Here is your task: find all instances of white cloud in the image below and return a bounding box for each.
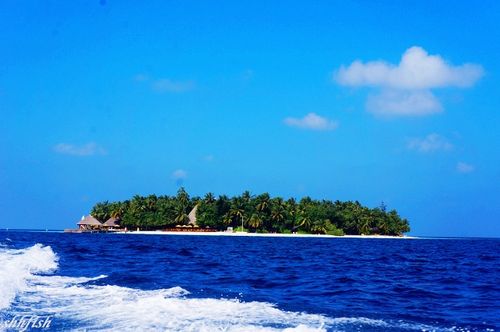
[456,162,475,173]
[335,46,484,90]
[407,133,453,153]
[367,90,442,116]
[172,169,188,186]
[152,79,195,93]
[133,73,149,82]
[203,154,215,162]
[284,113,338,131]
[134,73,195,93]
[334,46,484,116]
[172,169,188,180]
[53,142,106,156]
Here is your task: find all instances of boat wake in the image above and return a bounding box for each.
[0,243,58,311]
[0,244,474,331]
[0,244,329,331]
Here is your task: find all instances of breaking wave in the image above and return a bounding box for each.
[0,244,58,310]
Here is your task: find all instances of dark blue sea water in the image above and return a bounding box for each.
[0,231,499,331]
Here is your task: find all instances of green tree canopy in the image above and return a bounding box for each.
[90,190,410,235]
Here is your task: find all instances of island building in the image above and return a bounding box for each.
[77,215,102,231]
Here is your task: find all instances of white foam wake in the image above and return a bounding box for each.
[0,244,328,331]
[0,243,58,310]
[0,244,458,332]
[20,283,329,331]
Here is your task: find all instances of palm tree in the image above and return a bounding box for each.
[216,195,231,221]
[230,206,244,226]
[311,220,327,234]
[174,206,189,225]
[284,198,297,230]
[241,191,252,203]
[91,201,111,222]
[204,192,216,204]
[247,213,263,230]
[145,194,158,210]
[270,203,285,230]
[222,212,233,227]
[286,198,297,210]
[359,215,371,235]
[131,195,147,212]
[296,210,311,232]
[176,187,190,207]
[110,203,125,219]
[256,193,270,212]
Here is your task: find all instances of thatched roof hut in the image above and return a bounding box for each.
[103,217,120,228]
[188,204,198,227]
[77,215,102,229]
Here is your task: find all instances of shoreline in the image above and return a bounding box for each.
[115,230,417,239]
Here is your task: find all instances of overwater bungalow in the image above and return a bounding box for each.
[77,215,102,231]
[103,217,121,230]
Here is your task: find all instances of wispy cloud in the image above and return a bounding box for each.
[203,154,215,162]
[334,46,484,116]
[367,90,442,116]
[407,133,453,153]
[284,113,338,131]
[172,169,188,179]
[172,169,188,185]
[53,142,107,156]
[133,73,149,82]
[134,73,195,93]
[456,162,475,173]
[152,79,195,93]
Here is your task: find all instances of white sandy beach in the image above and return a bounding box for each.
[117,230,416,239]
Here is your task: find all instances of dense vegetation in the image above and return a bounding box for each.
[90,188,410,236]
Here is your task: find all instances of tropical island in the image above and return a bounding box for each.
[85,188,410,236]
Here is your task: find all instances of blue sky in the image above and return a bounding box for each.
[1,1,499,236]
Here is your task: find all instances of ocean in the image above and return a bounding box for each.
[0,231,498,331]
